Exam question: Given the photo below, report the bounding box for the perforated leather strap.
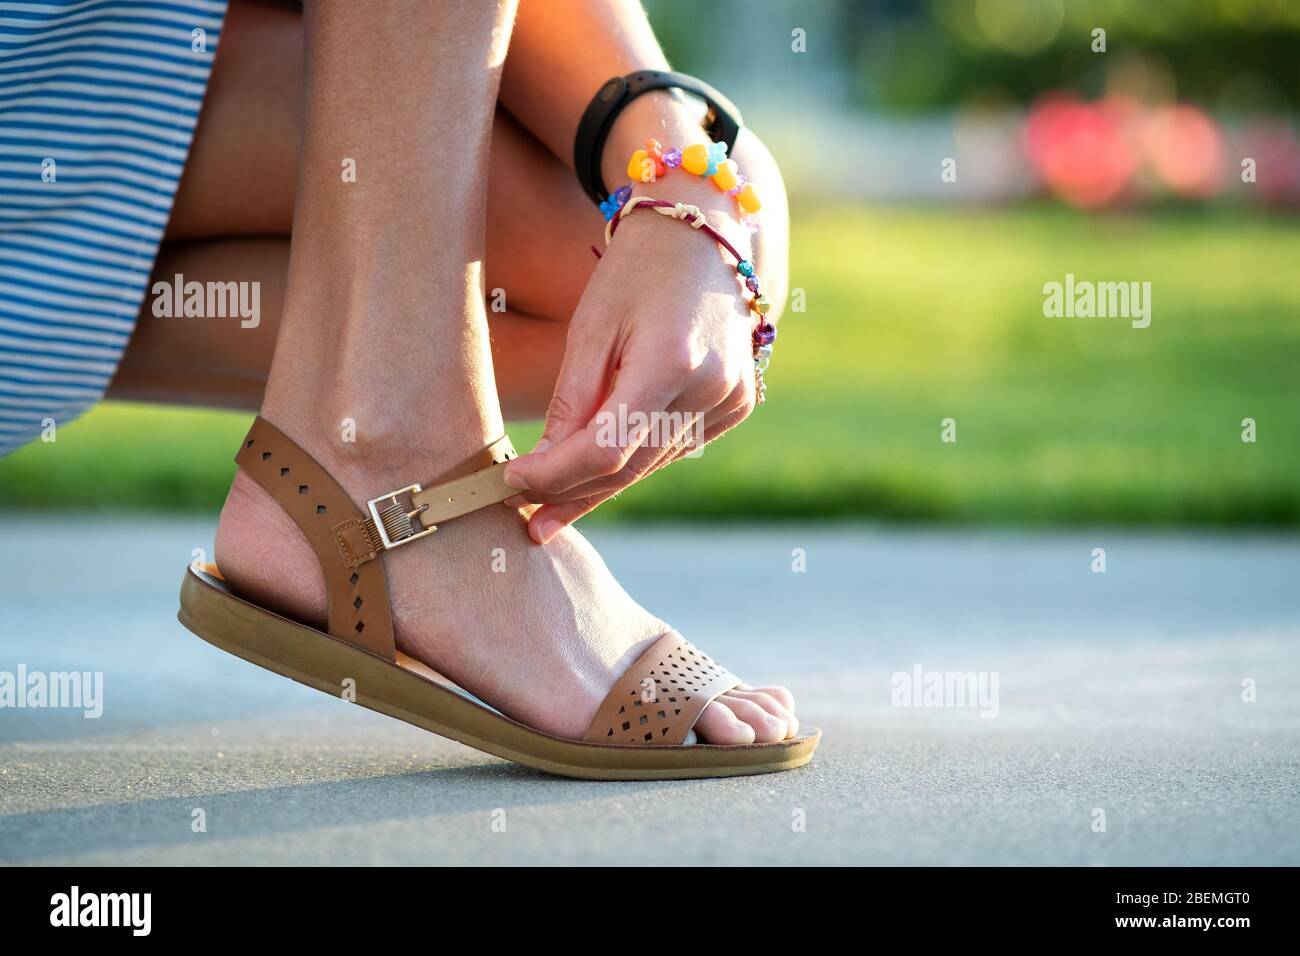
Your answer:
[584,632,741,745]
[235,417,398,660]
[333,436,517,567]
[234,417,518,662]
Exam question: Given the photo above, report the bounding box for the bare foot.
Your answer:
[214,468,798,744]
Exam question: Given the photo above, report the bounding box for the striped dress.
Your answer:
[0,0,226,457]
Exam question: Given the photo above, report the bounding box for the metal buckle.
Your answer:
[365,484,436,550]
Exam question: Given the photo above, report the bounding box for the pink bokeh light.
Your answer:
[1023,93,1142,207]
[1023,93,1244,207]
[1143,105,1225,198]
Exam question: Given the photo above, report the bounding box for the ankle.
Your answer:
[260,283,508,504]
[255,401,507,506]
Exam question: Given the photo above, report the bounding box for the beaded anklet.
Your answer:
[593,195,776,404]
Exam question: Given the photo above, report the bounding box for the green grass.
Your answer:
[3,205,1298,524]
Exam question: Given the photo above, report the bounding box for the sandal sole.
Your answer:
[177,565,819,781]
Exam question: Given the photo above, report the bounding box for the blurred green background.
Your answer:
[4,204,1297,524]
[2,0,1298,525]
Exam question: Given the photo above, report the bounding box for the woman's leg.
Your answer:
[109,239,285,410]
[210,0,797,745]
[110,1,598,418]
[163,0,300,242]
[112,229,568,418]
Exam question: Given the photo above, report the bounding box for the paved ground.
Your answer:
[1,515,1297,865]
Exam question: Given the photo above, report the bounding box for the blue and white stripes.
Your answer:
[0,0,226,456]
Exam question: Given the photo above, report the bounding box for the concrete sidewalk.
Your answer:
[1,516,1297,865]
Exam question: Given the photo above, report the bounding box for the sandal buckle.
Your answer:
[366,484,436,550]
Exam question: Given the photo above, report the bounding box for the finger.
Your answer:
[685,405,747,455]
[658,375,753,460]
[520,398,737,540]
[677,379,753,454]
[503,363,680,496]
[634,382,753,474]
[524,492,612,544]
[527,408,702,504]
[516,407,703,506]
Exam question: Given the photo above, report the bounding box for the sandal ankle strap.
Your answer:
[336,436,516,567]
[233,416,517,661]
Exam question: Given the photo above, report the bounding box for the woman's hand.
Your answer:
[503,129,790,543]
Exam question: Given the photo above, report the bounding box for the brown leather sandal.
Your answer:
[178,417,820,780]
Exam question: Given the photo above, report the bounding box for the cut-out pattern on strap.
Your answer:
[234,418,397,660]
[584,633,741,745]
[232,418,517,662]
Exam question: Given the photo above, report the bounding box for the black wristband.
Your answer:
[573,70,743,205]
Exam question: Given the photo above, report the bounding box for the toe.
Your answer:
[726,688,799,738]
[720,693,788,743]
[693,700,756,745]
[748,684,796,713]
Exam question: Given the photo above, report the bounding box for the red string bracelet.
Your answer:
[593,196,746,261]
[590,196,776,404]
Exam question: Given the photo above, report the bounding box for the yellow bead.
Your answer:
[750,294,771,315]
[681,143,710,176]
[737,182,762,214]
[710,159,739,192]
[627,149,650,181]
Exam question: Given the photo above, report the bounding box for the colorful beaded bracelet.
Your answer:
[597,138,762,222]
[592,195,776,403]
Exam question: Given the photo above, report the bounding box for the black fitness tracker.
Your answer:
[573,69,744,205]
